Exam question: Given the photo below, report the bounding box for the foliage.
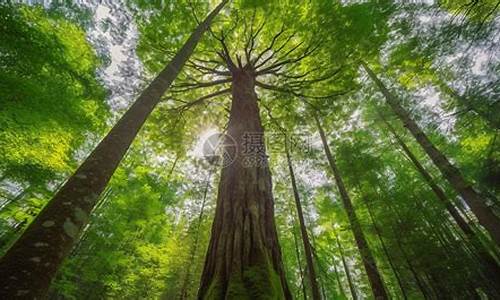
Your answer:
[1,0,499,299]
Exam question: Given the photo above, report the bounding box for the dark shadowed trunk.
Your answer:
[285,138,322,300]
[197,67,291,299]
[313,112,388,299]
[0,2,227,298]
[362,61,500,247]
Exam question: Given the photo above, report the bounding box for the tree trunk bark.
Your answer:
[197,68,291,299]
[0,2,227,298]
[285,139,322,300]
[362,61,500,247]
[313,112,388,299]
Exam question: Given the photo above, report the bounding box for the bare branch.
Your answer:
[256,41,320,75]
[186,60,231,76]
[171,78,232,93]
[253,33,296,70]
[255,81,349,99]
[170,88,231,112]
[252,25,286,66]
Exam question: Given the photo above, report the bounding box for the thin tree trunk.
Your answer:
[334,230,357,300]
[285,138,322,300]
[380,191,433,298]
[380,114,474,235]
[0,2,227,298]
[314,112,388,299]
[381,116,500,294]
[291,221,308,300]
[197,67,291,299]
[363,197,407,299]
[330,252,346,299]
[362,61,500,246]
[179,171,213,300]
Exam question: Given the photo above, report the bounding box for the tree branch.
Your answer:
[255,81,349,99]
[170,88,231,112]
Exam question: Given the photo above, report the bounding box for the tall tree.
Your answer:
[313,112,388,299]
[196,46,293,300]
[361,61,500,247]
[0,2,228,298]
[284,136,322,299]
[378,113,500,296]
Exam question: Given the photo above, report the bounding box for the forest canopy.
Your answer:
[0,0,499,299]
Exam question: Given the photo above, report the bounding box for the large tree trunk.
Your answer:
[197,68,291,299]
[313,112,388,300]
[362,61,500,247]
[0,2,227,298]
[285,139,322,299]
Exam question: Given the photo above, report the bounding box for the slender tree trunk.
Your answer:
[0,2,227,298]
[334,231,357,300]
[363,197,407,299]
[314,112,388,299]
[362,61,500,247]
[180,171,213,300]
[330,252,346,299]
[197,68,291,299]
[285,138,322,300]
[381,116,500,294]
[291,222,308,300]
[380,114,474,235]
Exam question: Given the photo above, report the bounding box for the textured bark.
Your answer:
[314,113,388,299]
[285,140,321,300]
[362,61,500,247]
[198,68,291,299]
[0,2,227,298]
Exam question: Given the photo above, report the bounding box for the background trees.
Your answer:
[0,0,499,299]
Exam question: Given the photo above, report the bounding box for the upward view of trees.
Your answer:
[0,1,499,299]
